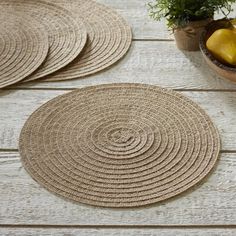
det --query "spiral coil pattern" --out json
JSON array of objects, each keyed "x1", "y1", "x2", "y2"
[
  {"x1": 19, "y1": 84, "x2": 220, "y2": 207},
  {"x1": 0, "y1": 0, "x2": 87, "y2": 81},
  {"x1": 44, "y1": 0, "x2": 132, "y2": 81},
  {"x1": 0, "y1": 13, "x2": 48, "y2": 88}
]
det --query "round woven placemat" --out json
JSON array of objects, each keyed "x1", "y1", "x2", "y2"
[
  {"x1": 0, "y1": 12, "x2": 48, "y2": 88},
  {"x1": 19, "y1": 83, "x2": 220, "y2": 208},
  {"x1": 43, "y1": 0, "x2": 132, "y2": 81},
  {"x1": 0, "y1": 0, "x2": 87, "y2": 81}
]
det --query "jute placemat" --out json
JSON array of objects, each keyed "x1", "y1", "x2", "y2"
[
  {"x1": 0, "y1": 13, "x2": 48, "y2": 88},
  {"x1": 42, "y1": 0, "x2": 132, "y2": 81},
  {"x1": 19, "y1": 83, "x2": 220, "y2": 208},
  {"x1": 0, "y1": 0, "x2": 87, "y2": 81}
]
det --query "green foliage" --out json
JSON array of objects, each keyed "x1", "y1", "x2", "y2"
[{"x1": 148, "y1": 0, "x2": 236, "y2": 28}]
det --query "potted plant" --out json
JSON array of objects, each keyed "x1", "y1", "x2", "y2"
[{"x1": 148, "y1": 0, "x2": 236, "y2": 51}]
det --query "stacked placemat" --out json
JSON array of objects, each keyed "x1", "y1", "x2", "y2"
[
  {"x1": 0, "y1": 12, "x2": 49, "y2": 88},
  {"x1": 0, "y1": 0, "x2": 132, "y2": 88}
]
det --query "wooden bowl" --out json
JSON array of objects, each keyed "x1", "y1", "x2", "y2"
[{"x1": 199, "y1": 19, "x2": 236, "y2": 83}]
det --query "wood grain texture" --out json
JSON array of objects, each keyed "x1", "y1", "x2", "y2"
[
  {"x1": 9, "y1": 2, "x2": 235, "y2": 91},
  {"x1": 0, "y1": 228, "x2": 236, "y2": 236},
  {"x1": 2, "y1": 0, "x2": 236, "y2": 232},
  {"x1": 0, "y1": 152, "x2": 236, "y2": 225},
  {"x1": 11, "y1": 42, "x2": 236, "y2": 90},
  {"x1": 95, "y1": 0, "x2": 236, "y2": 40},
  {"x1": 0, "y1": 90, "x2": 235, "y2": 150},
  {"x1": 96, "y1": 0, "x2": 172, "y2": 40}
]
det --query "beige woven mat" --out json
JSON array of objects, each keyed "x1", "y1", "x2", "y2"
[
  {"x1": 0, "y1": 12, "x2": 48, "y2": 88},
  {"x1": 19, "y1": 84, "x2": 220, "y2": 208},
  {"x1": 0, "y1": 0, "x2": 87, "y2": 81},
  {"x1": 42, "y1": 0, "x2": 132, "y2": 81}
]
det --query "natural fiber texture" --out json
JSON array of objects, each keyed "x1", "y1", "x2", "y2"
[
  {"x1": 0, "y1": 12, "x2": 48, "y2": 88},
  {"x1": 43, "y1": 0, "x2": 132, "y2": 81},
  {"x1": 19, "y1": 83, "x2": 220, "y2": 208},
  {"x1": 0, "y1": 0, "x2": 87, "y2": 81}
]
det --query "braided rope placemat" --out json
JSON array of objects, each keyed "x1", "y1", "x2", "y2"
[
  {"x1": 19, "y1": 83, "x2": 220, "y2": 208},
  {"x1": 0, "y1": 12, "x2": 48, "y2": 88},
  {"x1": 43, "y1": 0, "x2": 132, "y2": 81},
  {"x1": 0, "y1": 0, "x2": 87, "y2": 81}
]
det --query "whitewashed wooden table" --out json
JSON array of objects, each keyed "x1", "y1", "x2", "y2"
[{"x1": 1, "y1": 1, "x2": 236, "y2": 235}]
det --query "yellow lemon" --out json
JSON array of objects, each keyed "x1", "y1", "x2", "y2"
[{"x1": 206, "y1": 28, "x2": 236, "y2": 66}]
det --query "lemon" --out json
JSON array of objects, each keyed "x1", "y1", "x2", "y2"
[{"x1": 206, "y1": 28, "x2": 236, "y2": 66}]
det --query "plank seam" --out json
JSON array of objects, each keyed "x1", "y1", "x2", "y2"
[
  {"x1": 3, "y1": 88, "x2": 236, "y2": 92},
  {"x1": 0, "y1": 225, "x2": 235, "y2": 229},
  {"x1": 0, "y1": 149, "x2": 18, "y2": 152},
  {"x1": 0, "y1": 149, "x2": 235, "y2": 153},
  {"x1": 133, "y1": 38, "x2": 174, "y2": 42}
]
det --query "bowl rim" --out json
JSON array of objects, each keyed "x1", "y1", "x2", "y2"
[{"x1": 199, "y1": 20, "x2": 236, "y2": 72}]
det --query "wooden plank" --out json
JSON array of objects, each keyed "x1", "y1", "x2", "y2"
[
  {"x1": 95, "y1": 0, "x2": 236, "y2": 39},
  {"x1": 47, "y1": 0, "x2": 172, "y2": 40},
  {"x1": 0, "y1": 90, "x2": 235, "y2": 150},
  {"x1": 0, "y1": 152, "x2": 236, "y2": 225},
  {"x1": 0, "y1": 228, "x2": 235, "y2": 236},
  {"x1": 11, "y1": 41, "x2": 236, "y2": 90},
  {"x1": 87, "y1": 0, "x2": 172, "y2": 40}
]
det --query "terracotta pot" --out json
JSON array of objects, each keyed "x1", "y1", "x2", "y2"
[{"x1": 174, "y1": 18, "x2": 212, "y2": 51}]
